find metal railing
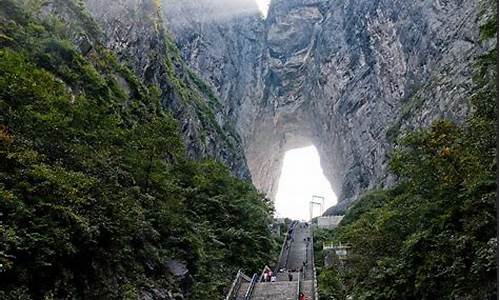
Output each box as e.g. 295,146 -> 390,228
226,269 -> 253,300
278,221 -> 298,270
244,274 -> 258,299
311,226 -> 318,300
225,269 -> 243,300
296,270 -> 302,299
277,223 -> 292,270
323,241 -> 335,250
227,222 -> 306,300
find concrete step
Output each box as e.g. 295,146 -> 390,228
250,281 -> 297,300
301,280 -> 314,299
275,271 -> 299,282
235,282 -> 250,299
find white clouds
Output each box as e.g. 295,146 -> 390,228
275,146 -> 337,221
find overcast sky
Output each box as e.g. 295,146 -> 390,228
274,146 -> 337,221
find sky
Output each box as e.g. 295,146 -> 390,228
274,146 -> 337,221
255,0 -> 270,16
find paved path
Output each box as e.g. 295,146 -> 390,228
250,281 -> 298,300
277,222 -> 314,280
245,222 -> 315,300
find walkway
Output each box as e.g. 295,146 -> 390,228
226,221 -> 316,300
276,222 -> 314,280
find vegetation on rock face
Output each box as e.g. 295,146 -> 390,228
0,0 -> 275,298
316,4 -> 498,300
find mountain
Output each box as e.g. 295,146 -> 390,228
0,0 -> 275,298
81,0 -> 252,179
0,0 -> 496,298
163,0 -> 496,212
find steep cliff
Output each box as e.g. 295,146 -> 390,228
0,0 -> 274,298
163,0 -> 495,212
53,0 -> 252,179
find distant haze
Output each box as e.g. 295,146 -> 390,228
162,0 -> 264,26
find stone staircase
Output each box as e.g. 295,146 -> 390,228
226,222 -> 317,300
301,280 -> 314,298
237,282 -> 251,299
275,271 -> 298,282
249,281 -> 297,300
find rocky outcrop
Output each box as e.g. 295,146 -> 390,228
163,0 -> 495,212
38,0 -> 494,210
62,0 -> 252,179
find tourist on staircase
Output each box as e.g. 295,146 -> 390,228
227,222 -> 316,299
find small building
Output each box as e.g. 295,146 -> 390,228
274,217 -> 286,224
323,242 -> 352,267
317,215 -> 344,229
333,243 -> 351,261
323,243 -> 336,267
271,223 -> 281,236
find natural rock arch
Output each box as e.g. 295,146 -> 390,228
163,0 -> 481,212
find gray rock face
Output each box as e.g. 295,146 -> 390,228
163,0 -> 493,212
163,0 -> 266,143
166,260 -> 189,278
80,0 -> 251,179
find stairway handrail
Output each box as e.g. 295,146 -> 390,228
296,270 -> 302,299
279,221 -> 298,270
277,228 -> 290,270
241,272 -> 252,282
311,225 -> 318,300
244,273 -> 258,300
225,269 -> 243,300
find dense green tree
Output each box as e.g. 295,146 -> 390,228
0,1 -> 276,298
316,3 -> 497,299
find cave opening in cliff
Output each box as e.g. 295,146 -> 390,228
254,0 -> 270,17
274,145 -> 337,221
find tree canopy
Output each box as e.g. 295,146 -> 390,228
0,1 -> 276,298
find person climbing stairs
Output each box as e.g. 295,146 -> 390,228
226,222 -> 317,300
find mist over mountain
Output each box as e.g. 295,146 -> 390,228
164,0 -> 261,28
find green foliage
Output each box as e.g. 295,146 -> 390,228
313,228 -> 351,300
479,0 -> 498,41
312,227 -> 335,273
338,190 -> 390,226
319,118 -> 498,298
318,267 -> 349,300
0,1 -> 275,299
317,5 -> 498,299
